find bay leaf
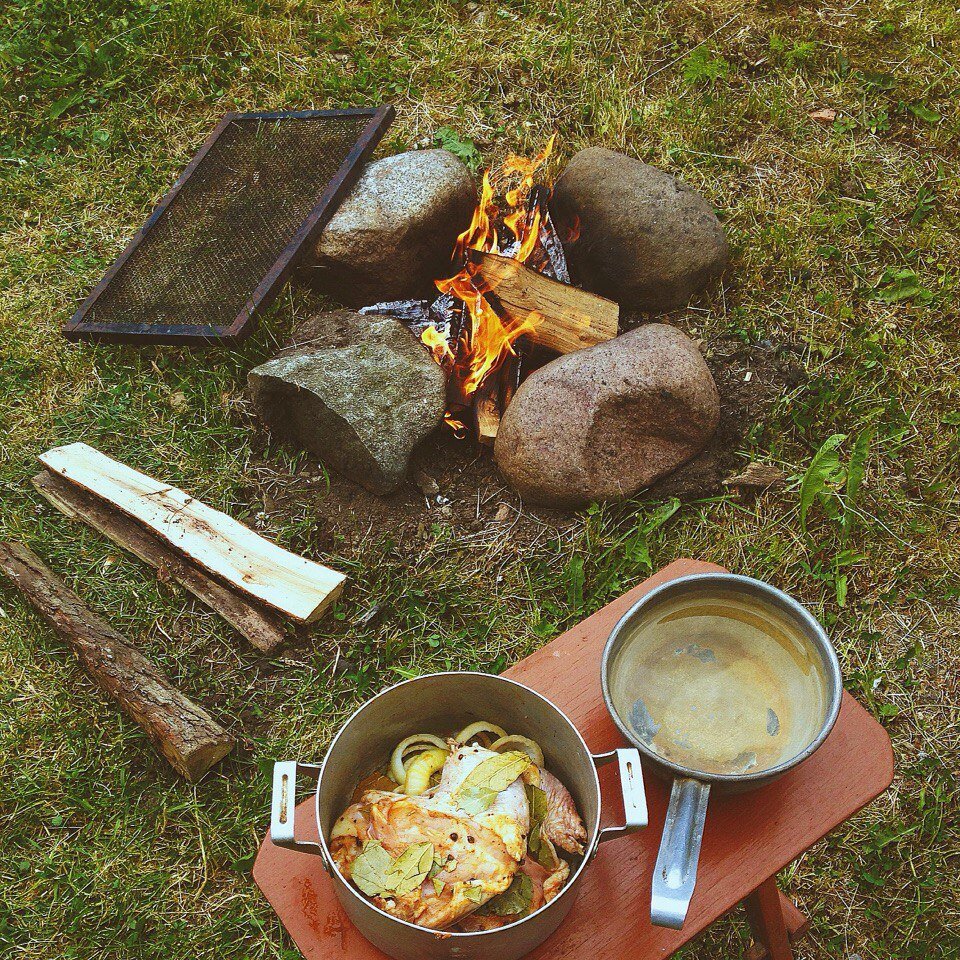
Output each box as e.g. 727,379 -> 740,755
486,873 -> 534,917
462,881 -> 486,903
386,841 -> 435,896
351,840 -> 394,897
455,751 -> 530,815
526,783 -> 554,867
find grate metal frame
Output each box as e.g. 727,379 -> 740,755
64,106 -> 395,346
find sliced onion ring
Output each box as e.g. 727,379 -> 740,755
455,721 -> 508,745
389,734 -> 447,784
489,734 -> 544,768
402,747 -> 449,796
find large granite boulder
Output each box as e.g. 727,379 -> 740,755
248,311 -> 446,494
309,149 -> 475,306
494,324 -> 720,507
552,147 -> 730,313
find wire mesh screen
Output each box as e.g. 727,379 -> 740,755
65,108 -> 393,344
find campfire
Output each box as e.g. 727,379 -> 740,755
360,139 -> 619,445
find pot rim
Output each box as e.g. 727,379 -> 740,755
600,572 -> 843,785
315,671 -> 602,939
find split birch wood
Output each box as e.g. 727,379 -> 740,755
38,443 -> 347,623
0,542 -> 234,781
469,251 -> 619,354
32,470 -> 287,653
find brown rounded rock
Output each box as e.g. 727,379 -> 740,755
494,324 -> 720,507
552,147 -> 730,313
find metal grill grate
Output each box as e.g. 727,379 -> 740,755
64,107 -> 394,345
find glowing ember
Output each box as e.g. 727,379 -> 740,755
421,137 -> 556,409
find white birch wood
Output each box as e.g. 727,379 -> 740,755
39,443 -> 346,623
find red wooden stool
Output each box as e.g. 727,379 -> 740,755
253,560 -> 894,960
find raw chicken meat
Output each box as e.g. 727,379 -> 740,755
539,768 -> 588,855
331,789 -> 518,929
330,741 -> 587,931
331,745 -> 530,929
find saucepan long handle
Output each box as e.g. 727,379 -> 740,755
651,777 -> 711,929
591,748 -> 648,848
270,761 -> 326,859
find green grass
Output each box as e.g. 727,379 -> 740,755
1,0 -> 959,957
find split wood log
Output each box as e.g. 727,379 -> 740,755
38,443 -> 347,624
32,470 -> 287,653
0,542 -> 235,781
472,378 -> 502,447
469,251 -> 618,355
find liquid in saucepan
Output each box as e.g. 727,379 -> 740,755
607,592 -> 830,776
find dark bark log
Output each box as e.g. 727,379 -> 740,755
32,470 -> 287,653
0,542 -> 235,781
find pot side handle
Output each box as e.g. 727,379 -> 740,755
592,747 -> 648,846
270,761 -> 326,857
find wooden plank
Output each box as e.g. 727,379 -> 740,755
33,469 -> 288,652
38,443 -> 346,624
470,250 -> 618,354
252,559 -> 894,960
0,542 -> 234,781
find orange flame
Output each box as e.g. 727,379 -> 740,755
421,322 -> 455,368
422,136 -> 556,404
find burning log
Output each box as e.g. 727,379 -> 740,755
469,251 -> 619,355
472,377 -> 502,447
499,341 -> 525,412
358,299 -> 431,334
523,186 -> 571,283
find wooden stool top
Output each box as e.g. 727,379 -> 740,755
253,559 -> 894,959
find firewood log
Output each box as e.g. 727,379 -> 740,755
472,378 -> 502,447
0,542 -> 235,781
38,443 -> 346,624
32,470 -> 287,653
469,251 -> 618,354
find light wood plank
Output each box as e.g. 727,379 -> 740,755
39,443 -> 346,624
33,469 -> 288,651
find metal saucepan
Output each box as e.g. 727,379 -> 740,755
601,573 -> 842,929
270,672 -> 647,960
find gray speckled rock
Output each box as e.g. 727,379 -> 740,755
552,147 -> 730,313
494,324 -> 720,507
309,149 -> 475,306
248,312 -> 446,494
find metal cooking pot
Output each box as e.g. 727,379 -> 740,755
601,573 -> 842,930
270,672 -> 647,960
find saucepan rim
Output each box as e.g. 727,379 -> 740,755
314,671 -> 602,939
600,572 -> 843,785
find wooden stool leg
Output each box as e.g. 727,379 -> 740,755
742,877 -> 807,960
